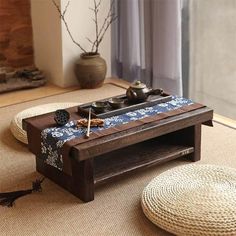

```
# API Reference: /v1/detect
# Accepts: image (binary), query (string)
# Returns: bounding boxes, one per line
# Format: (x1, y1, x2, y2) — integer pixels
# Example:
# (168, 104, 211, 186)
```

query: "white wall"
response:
(61, 0, 111, 87)
(31, 0, 64, 86)
(31, 0, 111, 88)
(189, 0, 236, 119)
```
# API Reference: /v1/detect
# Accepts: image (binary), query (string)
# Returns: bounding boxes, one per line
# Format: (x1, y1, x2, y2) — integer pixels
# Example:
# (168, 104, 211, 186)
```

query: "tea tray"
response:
(78, 93, 172, 119)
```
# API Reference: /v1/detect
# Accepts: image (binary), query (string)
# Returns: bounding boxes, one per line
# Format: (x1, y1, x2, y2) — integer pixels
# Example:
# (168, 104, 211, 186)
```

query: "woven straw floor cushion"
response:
(141, 164, 236, 236)
(10, 103, 80, 144)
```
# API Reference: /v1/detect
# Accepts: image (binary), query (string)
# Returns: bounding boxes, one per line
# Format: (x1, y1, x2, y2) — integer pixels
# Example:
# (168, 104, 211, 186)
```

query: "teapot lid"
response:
(130, 80, 146, 89)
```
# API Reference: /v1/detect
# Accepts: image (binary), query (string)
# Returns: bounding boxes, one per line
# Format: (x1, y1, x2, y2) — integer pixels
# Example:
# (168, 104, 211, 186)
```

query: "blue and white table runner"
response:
(41, 96, 194, 171)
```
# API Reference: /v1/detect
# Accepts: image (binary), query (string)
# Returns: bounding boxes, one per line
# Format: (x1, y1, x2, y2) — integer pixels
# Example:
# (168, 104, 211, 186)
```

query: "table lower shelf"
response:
(94, 140, 194, 185)
(35, 125, 200, 202)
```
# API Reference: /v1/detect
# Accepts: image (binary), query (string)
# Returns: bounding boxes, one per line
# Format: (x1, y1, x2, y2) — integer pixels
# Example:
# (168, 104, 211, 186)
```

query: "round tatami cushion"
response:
(141, 164, 236, 236)
(10, 103, 80, 144)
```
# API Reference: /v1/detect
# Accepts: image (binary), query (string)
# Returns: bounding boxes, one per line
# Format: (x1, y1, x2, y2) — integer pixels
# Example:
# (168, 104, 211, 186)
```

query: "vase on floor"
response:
(75, 53, 107, 89)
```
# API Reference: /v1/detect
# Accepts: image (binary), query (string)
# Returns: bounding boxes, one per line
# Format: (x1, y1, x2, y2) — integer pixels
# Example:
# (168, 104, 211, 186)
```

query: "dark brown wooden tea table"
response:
(23, 102, 213, 202)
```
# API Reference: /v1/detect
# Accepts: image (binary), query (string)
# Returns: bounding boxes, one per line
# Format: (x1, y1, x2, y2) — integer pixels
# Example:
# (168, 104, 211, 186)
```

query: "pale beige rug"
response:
(0, 83, 235, 236)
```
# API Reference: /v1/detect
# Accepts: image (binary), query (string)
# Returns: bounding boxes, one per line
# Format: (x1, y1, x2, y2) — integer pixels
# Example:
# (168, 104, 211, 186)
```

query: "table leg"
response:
(190, 124, 202, 162)
(35, 156, 94, 202)
(71, 158, 95, 202)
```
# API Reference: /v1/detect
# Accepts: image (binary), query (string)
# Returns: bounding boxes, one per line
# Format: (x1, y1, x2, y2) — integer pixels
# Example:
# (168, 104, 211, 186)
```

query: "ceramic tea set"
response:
(126, 80, 163, 103)
(91, 80, 163, 113)
(54, 80, 164, 126)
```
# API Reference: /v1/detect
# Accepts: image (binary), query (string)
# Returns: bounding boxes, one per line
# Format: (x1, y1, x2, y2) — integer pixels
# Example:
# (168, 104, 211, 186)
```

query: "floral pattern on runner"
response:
(41, 96, 194, 171)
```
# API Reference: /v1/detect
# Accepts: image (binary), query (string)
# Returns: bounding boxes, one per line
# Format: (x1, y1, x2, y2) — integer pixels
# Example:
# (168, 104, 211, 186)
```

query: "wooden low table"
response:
(23, 102, 213, 202)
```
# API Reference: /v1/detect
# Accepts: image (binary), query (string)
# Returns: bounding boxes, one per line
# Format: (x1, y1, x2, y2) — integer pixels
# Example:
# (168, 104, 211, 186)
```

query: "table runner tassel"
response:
(0, 177, 45, 207)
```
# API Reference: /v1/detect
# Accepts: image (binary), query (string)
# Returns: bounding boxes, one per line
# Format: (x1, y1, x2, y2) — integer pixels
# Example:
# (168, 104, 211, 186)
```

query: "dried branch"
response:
(86, 37, 94, 45)
(52, 0, 117, 54)
(96, 0, 102, 9)
(96, 15, 117, 50)
(62, 1, 70, 17)
(91, 0, 99, 53)
(98, 0, 115, 36)
(95, 0, 117, 51)
(52, 0, 87, 53)
(93, 0, 116, 52)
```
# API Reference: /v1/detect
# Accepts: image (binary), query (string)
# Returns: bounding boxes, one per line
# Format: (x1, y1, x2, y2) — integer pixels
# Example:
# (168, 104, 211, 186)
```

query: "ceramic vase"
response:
(75, 53, 107, 89)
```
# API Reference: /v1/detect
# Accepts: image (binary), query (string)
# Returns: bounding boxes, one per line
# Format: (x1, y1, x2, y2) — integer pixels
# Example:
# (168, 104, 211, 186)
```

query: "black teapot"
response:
(126, 81, 163, 103)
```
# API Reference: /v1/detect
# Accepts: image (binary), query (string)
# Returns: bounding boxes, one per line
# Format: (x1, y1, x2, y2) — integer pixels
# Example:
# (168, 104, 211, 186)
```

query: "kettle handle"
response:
(129, 89, 138, 99)
(126, 88, 138, 100)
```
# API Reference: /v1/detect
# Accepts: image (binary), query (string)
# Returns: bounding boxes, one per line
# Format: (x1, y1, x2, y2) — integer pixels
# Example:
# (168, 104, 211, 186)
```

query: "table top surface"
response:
(23, 102, 213, 161)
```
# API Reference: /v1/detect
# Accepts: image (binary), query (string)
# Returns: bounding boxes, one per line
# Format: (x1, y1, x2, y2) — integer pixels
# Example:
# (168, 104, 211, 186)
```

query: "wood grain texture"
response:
(71, 158, 94, 202)
(73, 107, 213, 161)
(36, 156, 94, 202)
(24, 97, 213, 202)
(191, 124, 202, 162)
(94, 139, 194, 185)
